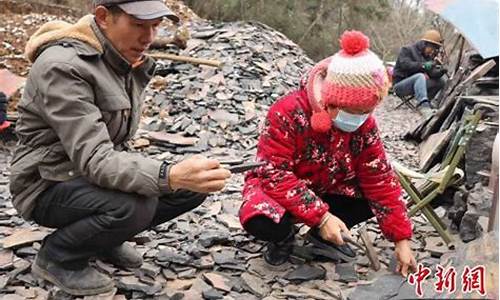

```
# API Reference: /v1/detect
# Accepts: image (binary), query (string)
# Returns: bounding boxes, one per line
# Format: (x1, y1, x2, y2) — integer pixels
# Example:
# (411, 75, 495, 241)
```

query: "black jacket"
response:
(393, 41, 445, 84)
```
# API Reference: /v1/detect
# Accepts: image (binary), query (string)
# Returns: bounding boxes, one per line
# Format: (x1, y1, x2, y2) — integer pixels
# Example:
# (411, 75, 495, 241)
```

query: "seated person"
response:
(392, 30, 447, 115)
(0, 92, 11, 132)
(239, 31, 416, 277)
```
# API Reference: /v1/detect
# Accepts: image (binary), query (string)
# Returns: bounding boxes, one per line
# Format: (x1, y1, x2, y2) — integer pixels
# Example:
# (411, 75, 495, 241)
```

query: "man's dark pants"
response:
(32, 177, 206, 269)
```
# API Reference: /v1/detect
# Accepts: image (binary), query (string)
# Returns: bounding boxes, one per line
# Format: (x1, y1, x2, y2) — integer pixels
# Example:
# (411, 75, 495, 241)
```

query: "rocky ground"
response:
(0, 95, 448, 300)
(0, 1, 496, 300)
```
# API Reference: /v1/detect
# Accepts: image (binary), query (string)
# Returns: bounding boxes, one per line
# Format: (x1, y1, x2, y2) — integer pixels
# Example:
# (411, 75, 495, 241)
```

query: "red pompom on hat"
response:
(305, 30, 390, 133)
(339, 30, 370, 55)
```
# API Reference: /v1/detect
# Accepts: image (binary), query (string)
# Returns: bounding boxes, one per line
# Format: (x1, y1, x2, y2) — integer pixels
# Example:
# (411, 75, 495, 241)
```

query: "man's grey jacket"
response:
(10, 15, 171, 219)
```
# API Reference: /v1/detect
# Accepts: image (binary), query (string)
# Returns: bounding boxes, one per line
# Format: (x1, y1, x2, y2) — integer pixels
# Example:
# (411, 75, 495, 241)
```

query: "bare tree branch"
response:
(298, 0, 325, 44)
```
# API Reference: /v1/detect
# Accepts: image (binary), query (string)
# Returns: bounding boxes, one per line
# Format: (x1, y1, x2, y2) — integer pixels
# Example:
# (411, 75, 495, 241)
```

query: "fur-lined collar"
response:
(25, 15, 103, 63)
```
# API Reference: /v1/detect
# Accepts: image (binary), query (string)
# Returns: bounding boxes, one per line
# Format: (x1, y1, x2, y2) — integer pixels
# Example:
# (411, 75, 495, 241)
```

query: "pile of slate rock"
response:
(132, 20, 314, 164)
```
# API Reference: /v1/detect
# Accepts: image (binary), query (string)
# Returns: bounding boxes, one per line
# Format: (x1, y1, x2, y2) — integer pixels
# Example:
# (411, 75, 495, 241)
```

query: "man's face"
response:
(96, 7, 162, 64)
(423, 44, 439, 59)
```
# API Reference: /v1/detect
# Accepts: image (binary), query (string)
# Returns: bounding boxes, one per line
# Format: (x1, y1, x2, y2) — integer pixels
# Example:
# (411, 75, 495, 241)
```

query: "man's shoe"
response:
(263, 232, 295, 266)
(417, 100, 436, 118)
(32, 252, 114, 296)
(305, 228, 356, 262)
(99, 242, 143, 269)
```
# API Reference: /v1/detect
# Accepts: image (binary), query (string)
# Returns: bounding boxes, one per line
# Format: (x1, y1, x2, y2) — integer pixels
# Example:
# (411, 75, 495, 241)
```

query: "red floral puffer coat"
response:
(239, 88, 413, 242)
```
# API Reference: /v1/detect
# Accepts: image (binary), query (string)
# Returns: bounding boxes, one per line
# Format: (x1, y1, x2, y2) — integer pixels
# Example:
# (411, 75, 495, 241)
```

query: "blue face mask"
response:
(333, 110, 370, 132)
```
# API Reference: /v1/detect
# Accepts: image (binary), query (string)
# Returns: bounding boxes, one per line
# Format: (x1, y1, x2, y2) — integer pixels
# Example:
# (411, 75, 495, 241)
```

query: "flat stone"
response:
(16, 273, 37, 286)
(202, 288, 224, 299)
(198, 230, 230, 248)
(140, 262, 161, 278)
(148, 131, 199, 146)
(335, 263, 358, 283)
(115, 276, 162, 295)
(424, 236, 453, 257)
(424, 231, 498, 299)
(1, 294, 25, 300)
(284, 264, 326, 283)
(246, 258, 291, 281)
(202, 272, 232, 292)
(0, 275, 9, 289)
(309, 246, 342, 261)
(195, 255, 215, 269)
(10, 258, 31, 279)
(240, 272, 270, 298)
(15, 246, 38, 256)
(0, 229, 49, 249)
(95, 260, 117, 275)
(82, 288, 117, 300)
(278, 286, 331, 300)
(459, 212, 483, 242)
(161, 268, 177, 280)
(167, 278, 194, 290)
(348, 274, 423, 300)
(0, 249, 14, 270)
(212, 250, 239, 265)
(184, 277, 212, 299)
(156, 247, 192, 265)
(217, 214, 241, 231)
(31, 287, 49, 300)
(178, 268, 197, 279)
(207, 109, 239, 125)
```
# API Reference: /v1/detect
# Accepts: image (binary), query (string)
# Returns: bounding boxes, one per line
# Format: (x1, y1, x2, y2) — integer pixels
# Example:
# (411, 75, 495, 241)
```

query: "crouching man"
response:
(9, 0, 230, 296)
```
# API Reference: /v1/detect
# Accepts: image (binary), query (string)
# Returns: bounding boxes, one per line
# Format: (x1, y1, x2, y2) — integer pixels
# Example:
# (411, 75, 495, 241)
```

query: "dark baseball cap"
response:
(93, 0, 179, 22)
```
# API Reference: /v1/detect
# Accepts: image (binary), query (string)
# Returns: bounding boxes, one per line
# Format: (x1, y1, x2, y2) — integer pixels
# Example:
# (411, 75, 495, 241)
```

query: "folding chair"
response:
(392, 110, 482, 245)
(392, 94, 418, 112)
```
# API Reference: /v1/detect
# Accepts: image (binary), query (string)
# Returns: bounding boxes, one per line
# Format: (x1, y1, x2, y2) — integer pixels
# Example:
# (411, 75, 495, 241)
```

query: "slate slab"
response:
(284, 264, 326, 283)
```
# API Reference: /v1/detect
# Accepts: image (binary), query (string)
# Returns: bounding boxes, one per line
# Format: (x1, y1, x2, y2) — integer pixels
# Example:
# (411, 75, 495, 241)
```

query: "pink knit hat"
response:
(306, 31, 390, 133)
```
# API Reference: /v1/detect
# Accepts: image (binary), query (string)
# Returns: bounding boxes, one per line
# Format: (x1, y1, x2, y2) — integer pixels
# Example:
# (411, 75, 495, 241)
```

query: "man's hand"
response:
(422, 61, 434, 71)
(394, 239, 417, 277)
(168, 155, 231, 193)
(318, 213, 352, 245)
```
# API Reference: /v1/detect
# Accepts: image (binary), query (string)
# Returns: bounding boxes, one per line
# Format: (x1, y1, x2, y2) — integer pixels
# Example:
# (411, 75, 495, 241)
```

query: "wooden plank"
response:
(421, 96, 457, 140)
(461, 59, 497, 86)
(440, 98, 464, 131)
(459, 95, 499, 106)
(405, 113, 433, 141)
(453, 36, 466, 76)
(420, 60, 496, 140)
(419, 128, 453, 171)
(436, 64, 466, 108)
(474, 76, 499, 84)
(148, 53, 222, 68)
